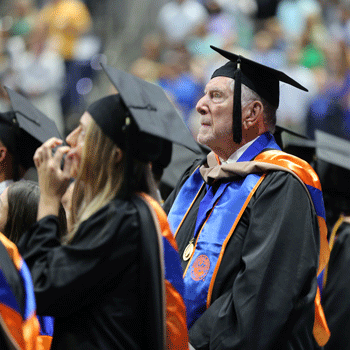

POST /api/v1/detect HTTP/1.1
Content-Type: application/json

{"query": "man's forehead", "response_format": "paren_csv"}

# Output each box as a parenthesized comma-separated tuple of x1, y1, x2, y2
(205, 76, 234, 91)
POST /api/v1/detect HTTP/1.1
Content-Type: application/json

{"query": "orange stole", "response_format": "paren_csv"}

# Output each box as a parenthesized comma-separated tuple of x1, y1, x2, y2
(254, 150, 330, 346)
(139, 193, 189, 350)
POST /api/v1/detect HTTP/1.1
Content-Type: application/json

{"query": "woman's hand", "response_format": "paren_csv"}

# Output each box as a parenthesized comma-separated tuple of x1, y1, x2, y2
(34, 138, 73, 220)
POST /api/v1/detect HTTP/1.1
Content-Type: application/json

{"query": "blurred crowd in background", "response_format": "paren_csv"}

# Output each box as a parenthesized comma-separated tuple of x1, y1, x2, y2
(1, 0, 350, 142)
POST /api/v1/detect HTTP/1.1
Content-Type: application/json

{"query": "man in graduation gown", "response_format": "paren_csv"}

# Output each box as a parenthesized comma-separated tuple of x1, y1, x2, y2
(322, 213, 350, 350)
(164, 46, 330, 349)
(315, 138, 350, 350)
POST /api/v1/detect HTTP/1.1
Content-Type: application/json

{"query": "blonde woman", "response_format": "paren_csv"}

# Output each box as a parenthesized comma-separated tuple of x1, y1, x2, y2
(17, 94, 189, 350)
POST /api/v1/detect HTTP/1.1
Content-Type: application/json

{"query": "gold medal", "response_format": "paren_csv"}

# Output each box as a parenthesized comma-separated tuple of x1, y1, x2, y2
(183, 239, 195, 261)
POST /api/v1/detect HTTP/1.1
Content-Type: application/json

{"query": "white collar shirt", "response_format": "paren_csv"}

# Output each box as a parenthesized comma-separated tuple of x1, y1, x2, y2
(220, 136, 260, 164)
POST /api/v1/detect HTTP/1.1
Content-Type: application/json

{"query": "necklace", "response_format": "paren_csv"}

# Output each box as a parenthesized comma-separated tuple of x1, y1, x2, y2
(183, 238, 195, 261)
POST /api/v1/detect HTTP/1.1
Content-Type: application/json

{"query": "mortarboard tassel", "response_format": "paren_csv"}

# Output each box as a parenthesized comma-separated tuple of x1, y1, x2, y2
(12, 116, 20, 181)
(233, 58, 242, 144)
(122, 116, 133, 199)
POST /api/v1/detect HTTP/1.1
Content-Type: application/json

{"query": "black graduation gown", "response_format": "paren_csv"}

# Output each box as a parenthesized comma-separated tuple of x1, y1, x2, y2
(322, 221, 350, 350)
(17, 197, 163, 350)
(163, 159, 321, 350)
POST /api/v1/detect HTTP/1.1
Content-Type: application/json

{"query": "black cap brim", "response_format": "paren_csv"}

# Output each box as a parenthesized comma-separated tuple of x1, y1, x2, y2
(6, 87, 62, 143)
(315, 130, 350, 206)
(210, 45, 308, 106)
(315, 130, 350, 171)
(100, 64, 201, 154)
(4, 87, 62, 169)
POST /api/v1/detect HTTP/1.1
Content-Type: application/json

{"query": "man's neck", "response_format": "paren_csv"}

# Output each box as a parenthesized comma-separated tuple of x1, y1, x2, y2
(220, 136, 260, 164)
(213, 140, 248, 161)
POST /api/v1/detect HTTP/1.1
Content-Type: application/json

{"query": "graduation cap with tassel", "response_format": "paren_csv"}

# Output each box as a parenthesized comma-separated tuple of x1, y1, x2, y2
(209, 45, 309, 144)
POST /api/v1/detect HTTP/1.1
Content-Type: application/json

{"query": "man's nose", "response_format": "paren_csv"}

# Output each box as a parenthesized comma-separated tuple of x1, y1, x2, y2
(196, 95, 208, 115)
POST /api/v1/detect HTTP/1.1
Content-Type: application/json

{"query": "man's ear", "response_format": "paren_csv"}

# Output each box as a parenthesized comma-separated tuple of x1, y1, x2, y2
(0, 147, 7, 162)
(242, 101, 263, 129)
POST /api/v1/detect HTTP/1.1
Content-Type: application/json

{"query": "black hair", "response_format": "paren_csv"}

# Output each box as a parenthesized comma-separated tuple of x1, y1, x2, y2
(4, 181, 67, 244)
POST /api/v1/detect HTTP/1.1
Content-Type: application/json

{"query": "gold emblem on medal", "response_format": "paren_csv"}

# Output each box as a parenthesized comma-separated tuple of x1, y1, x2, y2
(183, 240, 194, 261)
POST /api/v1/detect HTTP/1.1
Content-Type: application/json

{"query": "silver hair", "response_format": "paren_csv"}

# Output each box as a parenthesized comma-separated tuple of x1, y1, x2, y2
(229, 79, 276, 132)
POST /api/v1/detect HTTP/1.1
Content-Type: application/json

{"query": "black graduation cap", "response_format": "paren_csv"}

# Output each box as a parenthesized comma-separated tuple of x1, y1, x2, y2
(100, 64, 201, 155)
(273, 124, 310, 150)
(0, 111, 16, 156)
(270, 124, 317, 165)
(88, 65, 201, 198)
(315, 130, 350, 171)
(210, 45, 308, 144)
(283, 137, 316, 165)
(315, 130, 350, 215)
(6, 87, 62, 143)
(1, 87, 62, 175)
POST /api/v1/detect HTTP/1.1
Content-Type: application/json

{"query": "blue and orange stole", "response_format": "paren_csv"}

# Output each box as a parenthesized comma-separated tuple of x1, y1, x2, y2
(37, 315, 54, 348)
(139, 193, 189, 350)
(0, 233, 45, 350)
(318, 214, 346, 294)
(167, 132, 330, 347)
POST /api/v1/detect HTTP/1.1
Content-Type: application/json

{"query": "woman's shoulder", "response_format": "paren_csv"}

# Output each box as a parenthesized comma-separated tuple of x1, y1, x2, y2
(89, 197, 138, 219)
(73, 198, 141, 242)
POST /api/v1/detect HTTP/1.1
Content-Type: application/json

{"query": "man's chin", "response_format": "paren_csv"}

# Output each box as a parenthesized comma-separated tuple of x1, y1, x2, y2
(197, 134, 211, 148)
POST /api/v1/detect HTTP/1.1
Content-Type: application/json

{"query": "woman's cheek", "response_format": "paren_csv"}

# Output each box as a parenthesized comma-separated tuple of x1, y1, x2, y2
(69, 154, 81, 178)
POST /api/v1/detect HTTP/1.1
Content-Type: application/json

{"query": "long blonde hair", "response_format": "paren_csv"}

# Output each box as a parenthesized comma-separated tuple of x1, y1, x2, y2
(64, 118, 158, 243)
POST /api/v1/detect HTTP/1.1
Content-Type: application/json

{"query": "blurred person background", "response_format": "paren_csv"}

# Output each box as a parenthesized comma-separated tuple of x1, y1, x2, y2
(11, 23, 66, 136)
(1, 1, 350, 348)
(37, 0, 92, 119)
(1, 0, 350, 190)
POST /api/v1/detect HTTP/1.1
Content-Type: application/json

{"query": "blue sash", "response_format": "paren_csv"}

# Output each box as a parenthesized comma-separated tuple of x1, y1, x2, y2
(168, 132, 279, 236)
(168, 133, 280, 328)
(184, 172, 264, 327)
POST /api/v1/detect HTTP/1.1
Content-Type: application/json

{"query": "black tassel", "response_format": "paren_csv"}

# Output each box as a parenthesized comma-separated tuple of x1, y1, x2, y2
(122, 116, 133, 199)
(233, 57, 242, 144)
(12, 117, 20, 181)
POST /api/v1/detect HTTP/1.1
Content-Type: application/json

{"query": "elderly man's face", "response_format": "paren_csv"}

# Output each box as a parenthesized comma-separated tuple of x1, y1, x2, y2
(196, 76, 234, 154)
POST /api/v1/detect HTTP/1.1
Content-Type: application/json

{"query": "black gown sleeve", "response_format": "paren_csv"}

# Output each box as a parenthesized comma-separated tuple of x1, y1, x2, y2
(17, 200, 140, 317)
(322, 222, 350, 350)
(189, 171, 320, 350)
